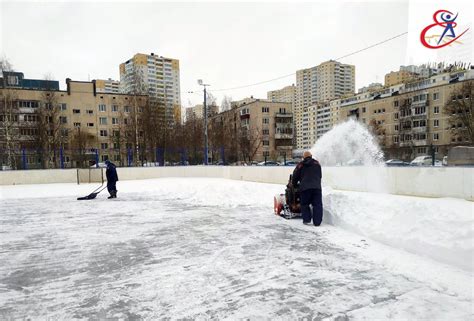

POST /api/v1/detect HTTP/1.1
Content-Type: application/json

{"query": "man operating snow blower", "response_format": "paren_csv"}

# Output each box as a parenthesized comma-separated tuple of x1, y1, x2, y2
(105, 160, 118, 199)
(292, 150, 323, 226)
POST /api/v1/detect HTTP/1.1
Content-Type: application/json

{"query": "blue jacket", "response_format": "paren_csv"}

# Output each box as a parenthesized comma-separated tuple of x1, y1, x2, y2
(106, 162, 118, 182)
(292, 157, 322, 191)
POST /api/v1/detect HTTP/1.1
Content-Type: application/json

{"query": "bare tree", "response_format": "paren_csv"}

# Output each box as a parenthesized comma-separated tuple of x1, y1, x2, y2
(35, 75, 64, 168)
(0, 58, 20, 169)
(70, 128, 96, 168)
(220, 95, 232, 112)
(445, 80, 473, 144)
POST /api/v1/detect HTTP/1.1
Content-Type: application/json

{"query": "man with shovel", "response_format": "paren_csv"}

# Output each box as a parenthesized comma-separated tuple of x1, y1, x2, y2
(105, 160, 119, 199)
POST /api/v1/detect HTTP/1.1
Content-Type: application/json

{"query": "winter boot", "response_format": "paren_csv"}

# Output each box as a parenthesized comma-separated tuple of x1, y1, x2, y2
(113, 191, 117, 198)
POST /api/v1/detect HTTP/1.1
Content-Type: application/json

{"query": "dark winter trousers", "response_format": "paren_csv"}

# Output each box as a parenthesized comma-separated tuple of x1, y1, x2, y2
(107, 181, 117, 195)
(300, 188, 323, 226)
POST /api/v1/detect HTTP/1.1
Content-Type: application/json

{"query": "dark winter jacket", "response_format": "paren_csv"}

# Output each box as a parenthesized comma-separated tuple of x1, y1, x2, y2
(292, 157, 322, 191)
(106, 162, 119, 182)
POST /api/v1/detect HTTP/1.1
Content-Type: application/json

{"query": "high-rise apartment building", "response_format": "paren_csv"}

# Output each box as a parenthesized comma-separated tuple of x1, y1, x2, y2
(295, 60, 355, 148)
(185, 104, 219, 121)
(267, 84, 296, 104)
(95, 78, 120, 94)
(119, 53, 181, 124)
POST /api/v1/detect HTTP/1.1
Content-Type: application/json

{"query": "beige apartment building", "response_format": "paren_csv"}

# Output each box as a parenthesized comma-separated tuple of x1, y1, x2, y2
(119, 52, 181, 124)
(267, 84, 296, 104)
(385, 70, 418, 87)
(338, 69, 473, 161)
(185, 103, 219, 121)
(295, 60, 355, 148)
(95, 78, 120, 94)
(209, 99, 293, 162)
(0, 79, 147, 169)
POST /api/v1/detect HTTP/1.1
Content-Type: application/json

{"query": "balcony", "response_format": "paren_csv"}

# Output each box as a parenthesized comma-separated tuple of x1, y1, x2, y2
(275, 113, 292, 118)
(275, 133, 293, 139)
(412, 126, 427, 133)
(240, 113, 250, 120)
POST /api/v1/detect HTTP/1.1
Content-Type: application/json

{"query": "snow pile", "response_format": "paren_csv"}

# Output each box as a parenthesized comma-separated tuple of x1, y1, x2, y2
(310, 119, 384, 166)
(323, 188, 474, 271)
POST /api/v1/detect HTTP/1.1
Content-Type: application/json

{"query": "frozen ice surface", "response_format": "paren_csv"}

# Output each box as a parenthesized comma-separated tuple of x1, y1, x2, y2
(0, 178, 472, 319)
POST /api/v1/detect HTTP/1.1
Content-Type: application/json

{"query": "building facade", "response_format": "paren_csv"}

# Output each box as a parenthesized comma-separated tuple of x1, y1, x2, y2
(185, 103, 219, 121)
(95, 78, 120, 94)
(119, 53, 181, 124)
(267, 84, 296, 104)
(209, 99, 293, 162)
(1, 72, 59, 90)
(385, 70, 418, 87)
(0, 78, 147, 169)
(338, 69, 473, 161)
(295, 60, 355, 148)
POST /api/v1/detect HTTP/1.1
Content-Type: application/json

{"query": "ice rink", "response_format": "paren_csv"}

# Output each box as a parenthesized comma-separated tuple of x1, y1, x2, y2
(0, 178, 472, 319)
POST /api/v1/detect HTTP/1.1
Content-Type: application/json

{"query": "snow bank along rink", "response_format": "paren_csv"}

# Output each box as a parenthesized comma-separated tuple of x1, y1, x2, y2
(0, 178, 472, 319)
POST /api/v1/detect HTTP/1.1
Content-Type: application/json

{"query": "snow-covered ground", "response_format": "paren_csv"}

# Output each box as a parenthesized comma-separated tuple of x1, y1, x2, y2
(0, 178, 472, 319)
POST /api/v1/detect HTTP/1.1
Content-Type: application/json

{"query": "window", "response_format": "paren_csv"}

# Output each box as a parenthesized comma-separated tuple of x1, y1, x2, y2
(112, 105, 118, 112)
(393, 136, 399, 143)
(393, 101, 399, 107)
(262, 118, 269, 124)
(87, 122, 94, 127)
(112, 117, 119, 125)
(262, 140, 269, 146)
(433, 133, 439, 140)
(73, 109, 80, 114)
(434, 119, 439, 127)
(113, 155, 121, 161)
(124, 106, 130, 113)
(60, 116, 67, 124)
(101, 155, 109, 162)
(395, 125, 399, 131)
(113, 130, 120, 137)
(417, 147, 427, 154)
(262, 129, 269, 135)
(61, 129, 68, 137)
(434, 106, 440, 114)
(98, 104, 106, 112)
(86, 109, 93, 114)
(263, 151, 270, 157)
(113, 142, 120, 149)
(394, 112, 399, 120)
(73, 122, 81, 127)
(100, 129, 108, 137)
(262, 107, 269, 113)
(362, 107, 366, 113)
(433, 92, 439, 100)
(99, 117, 107, 125)
(101, 143, 108, 150)
(60, 103, 67, 111)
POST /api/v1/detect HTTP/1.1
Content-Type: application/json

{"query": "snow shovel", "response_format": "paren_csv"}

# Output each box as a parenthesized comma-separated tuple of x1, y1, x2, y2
(77, 184, 107, 200)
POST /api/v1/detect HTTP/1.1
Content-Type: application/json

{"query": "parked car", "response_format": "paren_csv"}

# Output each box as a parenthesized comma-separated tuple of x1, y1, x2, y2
(280, 161, 298, 166)
(385, 159, 409, 167)
(257, 161, 280, 166)
(410, 156, 433, 166)
(346, 159, 363, 166)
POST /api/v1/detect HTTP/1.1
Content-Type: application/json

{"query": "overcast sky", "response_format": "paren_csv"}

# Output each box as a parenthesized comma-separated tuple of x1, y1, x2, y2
(1, 1, 412, 106)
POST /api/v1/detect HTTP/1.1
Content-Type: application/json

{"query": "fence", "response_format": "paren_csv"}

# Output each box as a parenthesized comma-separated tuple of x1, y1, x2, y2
(0, 146, 230, 170)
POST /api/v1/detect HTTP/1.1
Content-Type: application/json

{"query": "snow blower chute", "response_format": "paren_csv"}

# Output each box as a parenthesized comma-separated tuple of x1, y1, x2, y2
(273, 174, 302, 219)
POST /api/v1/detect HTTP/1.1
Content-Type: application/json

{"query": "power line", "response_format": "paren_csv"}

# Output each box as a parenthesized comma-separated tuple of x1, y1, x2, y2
(209, 31, 408, 93)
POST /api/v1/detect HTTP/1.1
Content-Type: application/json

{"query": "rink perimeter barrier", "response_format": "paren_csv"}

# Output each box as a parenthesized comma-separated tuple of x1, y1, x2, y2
(0, 166, 472, 201)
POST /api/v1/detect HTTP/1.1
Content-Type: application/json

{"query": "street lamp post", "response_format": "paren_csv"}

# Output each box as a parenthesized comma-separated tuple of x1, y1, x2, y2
(198, 79, 210, 165)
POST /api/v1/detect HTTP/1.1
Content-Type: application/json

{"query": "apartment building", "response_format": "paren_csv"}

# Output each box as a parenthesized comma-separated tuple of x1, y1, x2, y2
(185, 103, 219, 121)
(95, 78, 120, 94)
(295, 60, 355, 148)
(209, 99, 293, 162)
(338, 69, 473, 161)
(267, 84, 296, 104)
(0, 78, 147, 169)
(385, 70, 419, 87)
(119, 52, 181, 124)
(0, 71, 59, 90)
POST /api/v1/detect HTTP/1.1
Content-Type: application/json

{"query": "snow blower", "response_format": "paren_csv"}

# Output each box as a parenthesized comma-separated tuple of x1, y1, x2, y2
(273, 174, 302, 219)
(77, 184, 107, 200)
